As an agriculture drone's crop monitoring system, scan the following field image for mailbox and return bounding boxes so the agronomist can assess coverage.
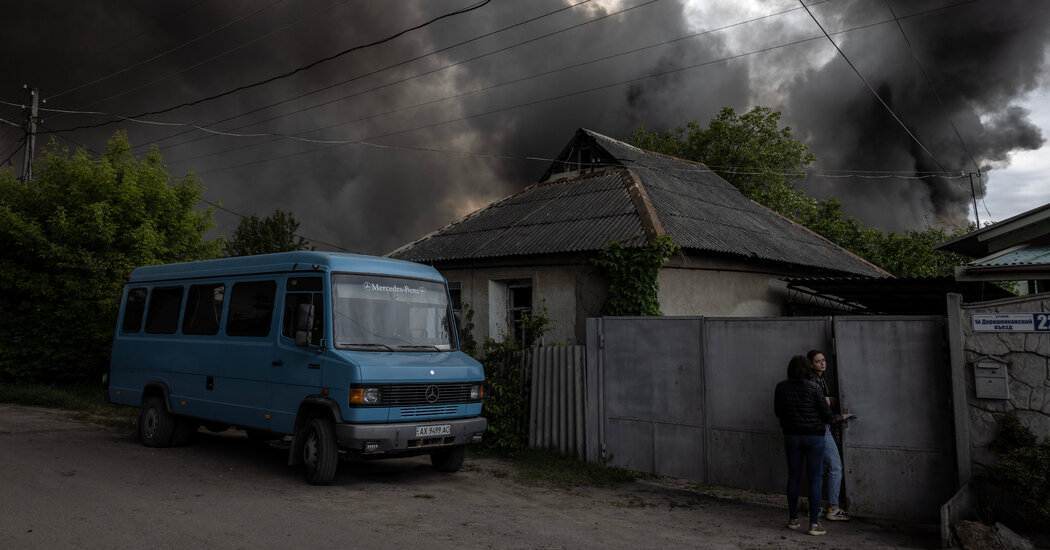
[973,355,1010,400]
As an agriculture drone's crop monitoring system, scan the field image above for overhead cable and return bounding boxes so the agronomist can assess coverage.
[47,0,493,133]
[48,0,284,102]
[883,0,982,175]
[798,0,953,176]
[70,0,352,114]
[132,0,601,151]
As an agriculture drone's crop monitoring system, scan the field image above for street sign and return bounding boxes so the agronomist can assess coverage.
[972,313,1050,332]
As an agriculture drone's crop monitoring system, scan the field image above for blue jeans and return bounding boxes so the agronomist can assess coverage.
[823,425,844,508]
[784,433,826,525]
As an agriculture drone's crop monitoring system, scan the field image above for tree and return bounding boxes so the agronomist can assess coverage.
[224,209,313,257]
[631,106,815,201]
[629,107,972,277]
[0,132,220,384]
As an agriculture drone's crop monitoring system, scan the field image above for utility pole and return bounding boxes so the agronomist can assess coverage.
[968,172,980,228]
[21,86,39,182]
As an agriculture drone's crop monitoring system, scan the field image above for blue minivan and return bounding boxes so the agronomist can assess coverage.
[106,251,486,484]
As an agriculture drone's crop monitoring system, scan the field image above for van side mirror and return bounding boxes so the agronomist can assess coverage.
[295,303,314,347]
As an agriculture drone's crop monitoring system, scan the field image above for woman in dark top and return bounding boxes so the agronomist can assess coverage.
[774,355,834,536]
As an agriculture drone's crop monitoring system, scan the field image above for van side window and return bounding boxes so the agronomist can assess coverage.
[144,286,185,334]
[283,293,324,345]
[122,287,148,333]
[183,283,225,335]
[226,280,276,337]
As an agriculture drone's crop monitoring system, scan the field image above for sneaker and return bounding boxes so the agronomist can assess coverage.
[808,522,827,536]
[825,506,851,521]
[786,518,801,530]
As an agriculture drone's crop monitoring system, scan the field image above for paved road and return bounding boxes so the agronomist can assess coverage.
[0,405,940,549]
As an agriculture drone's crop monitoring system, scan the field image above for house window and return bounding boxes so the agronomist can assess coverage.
[508,281,532,343]
[488,278,533,343]
[448,281,464,338]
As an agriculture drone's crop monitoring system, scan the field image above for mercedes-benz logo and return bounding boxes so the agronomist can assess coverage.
[424,385,440,403]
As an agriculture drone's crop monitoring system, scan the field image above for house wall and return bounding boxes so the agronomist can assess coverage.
[955,293,1050,472]
[438,263,604,346]
[657,266,787,317]
[436,254,813,346]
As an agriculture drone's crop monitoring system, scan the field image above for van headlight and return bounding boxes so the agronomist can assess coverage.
[349,387,382,405]
[470,385,483,400]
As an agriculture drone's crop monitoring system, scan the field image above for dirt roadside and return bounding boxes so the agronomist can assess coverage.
[0,404,942,549]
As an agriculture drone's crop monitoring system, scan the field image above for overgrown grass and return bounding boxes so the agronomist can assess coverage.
[0,382,138,431]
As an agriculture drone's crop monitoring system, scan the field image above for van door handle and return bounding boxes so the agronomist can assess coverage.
[272,360,283,366]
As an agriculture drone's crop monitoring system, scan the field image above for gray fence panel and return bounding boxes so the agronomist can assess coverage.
[835,317,956,521]
[703,318,832,492]
[528,345,586,458]
[599,317,705,480]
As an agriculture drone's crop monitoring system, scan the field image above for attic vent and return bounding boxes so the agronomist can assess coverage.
[556,145,599,175]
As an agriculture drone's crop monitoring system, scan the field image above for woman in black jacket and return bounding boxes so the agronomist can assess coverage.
[774,355,835,536]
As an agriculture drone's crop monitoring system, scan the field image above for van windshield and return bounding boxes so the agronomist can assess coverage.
[332,273,454,351]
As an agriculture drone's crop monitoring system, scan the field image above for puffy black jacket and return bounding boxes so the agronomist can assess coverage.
[774,379,834,436]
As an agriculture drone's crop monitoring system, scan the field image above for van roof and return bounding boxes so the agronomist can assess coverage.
[127,251,443,283]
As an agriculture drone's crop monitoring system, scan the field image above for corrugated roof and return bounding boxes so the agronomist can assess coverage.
[389,171,647,262]
[970,244,1050,267]
[389,129,887,278]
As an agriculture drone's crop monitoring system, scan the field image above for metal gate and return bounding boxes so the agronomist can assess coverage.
[586,315,957,521]
[835,317,956,520]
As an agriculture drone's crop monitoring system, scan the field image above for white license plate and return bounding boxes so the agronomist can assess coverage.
[415,424,451,437]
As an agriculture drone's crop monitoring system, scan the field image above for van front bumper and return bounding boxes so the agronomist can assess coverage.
[335,416,487,453]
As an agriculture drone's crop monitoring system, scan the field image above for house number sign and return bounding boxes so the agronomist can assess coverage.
[972,313,1050,332]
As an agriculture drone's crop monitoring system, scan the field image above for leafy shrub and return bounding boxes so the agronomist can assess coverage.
[977,412,1050,529]
[468,305,552,456]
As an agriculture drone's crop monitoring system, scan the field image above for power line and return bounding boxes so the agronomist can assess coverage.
[0,138,24,167]
[164,3,836,167]
[47,0,209,95]
[68,0,352,114]
[32,0,980,184]
[798,0,953,176]
[48,0,285,102]
[131,0,600,152]
[197,196,360,253]
[47,0,493,134]
[883,0,981,175]
[158,0,969,168]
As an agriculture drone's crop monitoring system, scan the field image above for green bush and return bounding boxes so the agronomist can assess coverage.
[469,305,552,457]
[977,412,1050,529]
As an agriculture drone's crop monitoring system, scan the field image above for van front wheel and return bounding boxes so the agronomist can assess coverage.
[140,396,175,447]
[302,418,338,485]
[430,445,466,473]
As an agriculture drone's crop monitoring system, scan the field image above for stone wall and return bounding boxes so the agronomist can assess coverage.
[960,294,1050,469]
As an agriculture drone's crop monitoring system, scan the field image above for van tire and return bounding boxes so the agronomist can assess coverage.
[302,418,338,485]
[430,445,466,473]
[140,396,175,447]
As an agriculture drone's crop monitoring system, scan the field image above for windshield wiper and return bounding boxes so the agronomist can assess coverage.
[344,343,393,351]
[396,345,441,351]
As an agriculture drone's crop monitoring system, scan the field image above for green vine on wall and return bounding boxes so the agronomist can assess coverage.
[591,234,680,316]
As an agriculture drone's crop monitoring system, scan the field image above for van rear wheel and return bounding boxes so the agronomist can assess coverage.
[302,418,338,485]
[430,445,466,473]
[139,396,175,447]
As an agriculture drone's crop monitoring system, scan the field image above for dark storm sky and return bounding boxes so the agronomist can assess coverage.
[3,0,1049,254]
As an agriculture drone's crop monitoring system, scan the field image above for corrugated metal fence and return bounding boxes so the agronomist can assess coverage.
[527,345,587,458]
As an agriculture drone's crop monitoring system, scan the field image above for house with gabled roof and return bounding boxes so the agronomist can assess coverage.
[388,128,889,345]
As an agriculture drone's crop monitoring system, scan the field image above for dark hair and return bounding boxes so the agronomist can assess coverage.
[787,355,810,380]
[806,349,824,362]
